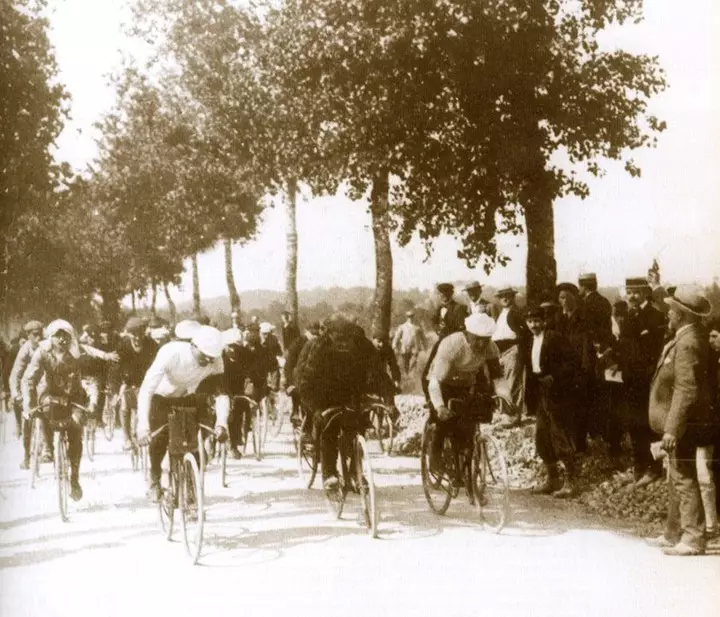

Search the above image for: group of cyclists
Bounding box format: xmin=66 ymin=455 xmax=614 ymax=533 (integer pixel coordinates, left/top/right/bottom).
xmin=2 ymin=304 xmax=510 ymax=509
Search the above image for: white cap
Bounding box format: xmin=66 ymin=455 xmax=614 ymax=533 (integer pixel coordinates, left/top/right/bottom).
xmin=191 ymin=326 xmax=224 ymax=358
xmin=464 ymin=313 xmax=496 ymax=338
xmin=175 ymin=319 xmax=202 ymax=341
xmin=259 ymin=322 xmax=273 ymax=334
xmin=149 ymin=325 xmax=170 ymax=342
xmin=222 ymin=328 xmax=243 ymax=347
xmin=45 ymin=319 xmax=75 ymax=339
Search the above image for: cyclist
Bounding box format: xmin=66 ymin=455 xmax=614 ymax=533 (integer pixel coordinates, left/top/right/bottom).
xmin=21 ymin=320 xmax=99 ymax=500
xmin=284 ymin=322 xmax=321 ymax=429
xmin=9 ymin=321 xmax=44 ymax=441
xmin=260 ymin=322 xmax=283 ymax=361
xmin=136 ymin=325 xmax=230 ymax=502
xmin=117 ymin=317 xmax=158 ymax=451
xmin=425 ymin=313 xmax=509 ymax=483
xmin=295 ymin=313 xmax=375 ymax=491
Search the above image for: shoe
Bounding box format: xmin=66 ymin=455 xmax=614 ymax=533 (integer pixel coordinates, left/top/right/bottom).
xmin=704 ymin=527 xmax=720 ymax=541
xmin=70 ymin=481 xmax=83 ymax=501
xmin=19 ymin=458 xmax=30 ymax=470
xmin=228 ymin=446 xmax=242 ymax=460
xmin=634 ymin=470 xmax=661 ymax=488
xmin=323 ymin=476 xmax=340 ymax=492
xmin=646 ymin=535 xmax=676 ymax=548
xmin=41 ymin=450 xmax=53 ymax=464
xmin=147 ymin=482 xmax=162 ymax=503
xmin=662 ymin=542 xmax=705 ymax=556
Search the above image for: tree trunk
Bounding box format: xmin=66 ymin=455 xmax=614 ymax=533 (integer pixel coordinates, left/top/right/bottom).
xmin=100 ymin=289 xmax=121 ymax=326
xmin=524 ymin=194 xmax=557 ymax=306
xmin=150 ymin=281 xmax=158 ymax=315
xmin=224 ymin=237 xmax=241 ymax=313
xmin=191 ymin=253 xmax=201 ymax=315
xmin=369 ymin=170 xmax=393 ymax=339
xmin=163 ymin=282 xmax=177 ymax=323
xmin=285 ymin=177 xmax=299 ymax=322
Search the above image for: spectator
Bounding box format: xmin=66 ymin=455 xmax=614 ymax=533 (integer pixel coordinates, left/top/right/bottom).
xmin=463 ymin=281 xmax=490 ymax=315
xmin=280 ymin=311 xmax=301 ymax=354
xmin=491 ymin=287 xmax=527 ymax=428
xmin=392 ymin=310 xmax=426 ymax=376
xmin=704 ymin=318 xmax=720 ymax=537
xmin=432 ymin=283 xmax=468 ymax=339
xmin=648 ymin=285 xmax=713 ymax=556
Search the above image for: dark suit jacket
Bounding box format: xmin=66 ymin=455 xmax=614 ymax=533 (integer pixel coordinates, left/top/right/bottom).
xmin=523 ymin=330 xmax=580 ymax=414
xmin=623 ymin=302 xmax=666 ymax=388
xmin=649 ymin=323 xmax=711 ymax=444
xmin=433 ymin=300 xmax=469 ymax=339
xmin=557 ymin=309 xmax=592 ymax=372
xmin=582 ymin=291 xmax=612 ymax=346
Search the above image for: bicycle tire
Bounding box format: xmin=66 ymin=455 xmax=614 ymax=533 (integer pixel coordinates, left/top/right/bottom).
xmin=85 ymin=421 xmax=96 ymax=462
xmin=219 ymin=441 xmax=228 ymax=488
xmin=251 ymin=403 xmax=265 ymax=461
xmin=325 ymin=440 xmax=348 ymax=519
xmin=420 ymin=420 xmax=453 ymax=515
xmin=297 ymin=429 xmax=318 ymax=489
xmin=369 ymin=404 xmax=394 ymax=456
xmin=180 ymin=452 xmax=204 ymax=564
xmin=140 ymin=444 xmax=149 ymax=481
xmin=267 ymin=396 xmax=285 ymax=439
xmin=355 ymin=435 xmax=378 ymax=538
xmin=103 ymin=395 xmax=115 ymax=441
xmin=29 ymin=418 xmax=42 ymax=489
xmin=473 ymin=430 xmax=510 ymax=533
xmin=159 ymin=458 xmax=176 ymax=540
xmin=55 ymin=431 xmax=69 ymax=522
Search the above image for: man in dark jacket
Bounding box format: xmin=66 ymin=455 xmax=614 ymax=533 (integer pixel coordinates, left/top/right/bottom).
xmin=280 ymin=312 xmax=301 ymax=354
xmin=624 ymin=276 xmax=668 ymax=486
xmin=432 ymin=283 xmax=469 ymax=339
xmin=647 ymin=285 xmax=712 ymax=556
xmin=524 ymin=307 xmax=582 ymax=498
xmin=705 ymin=319 xmax=720 ymax=534
xmin=284 ymin=322 xmax=320 ymax=428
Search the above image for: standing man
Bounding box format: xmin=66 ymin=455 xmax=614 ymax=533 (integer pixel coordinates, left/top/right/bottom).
xmin=648 ymin=285 xmax=712 ymax=556
xmin=624 ymin=276 xmax=667 ymax=486
xmin=491 ymin=287 xmax=527 ymax=428
xmin=524 ymin=307 xmax=581 ymax=497
xmin=9 ymin=321 xmax=44 ymax=439
xmin=464 ymin=281 xmax=490 ymax=315
xmin=432 ymin=283 xmax=469 ymax=340
xmin=280 ymin=311 xmax=301 ymax=354
xmin=392 ymin=310 xmax=426 ymax=376
xmin=556 ymin=282 xmax=592 ymax=452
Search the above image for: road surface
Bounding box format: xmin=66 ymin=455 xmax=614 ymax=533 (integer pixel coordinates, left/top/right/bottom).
xmin=0 ymin=415 xmax=718 ymax=617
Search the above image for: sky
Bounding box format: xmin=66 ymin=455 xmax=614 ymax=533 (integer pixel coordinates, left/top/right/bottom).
xmin=46 ymin=0 xmax=720 ymax=307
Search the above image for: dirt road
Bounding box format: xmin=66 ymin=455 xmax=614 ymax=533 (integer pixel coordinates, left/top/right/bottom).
xmin=0 ymin=419 xmax=718 ymax=617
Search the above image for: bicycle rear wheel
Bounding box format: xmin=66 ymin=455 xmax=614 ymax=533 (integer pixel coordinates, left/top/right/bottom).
xmin=420 ymin=420 xmax=454 ymax=515
xmin=251 ymin=403 xmax=266 ymax=461
xmin=29 ymin=418 xmax=43 ymax=489
xmin=297 ymin=428 xmax=318 ymax=489
xmin=54 ymin=431 xmax=69 ymax=522
xmin=159 ymin=459 xmax=176 ymax=540
xmin=473 ymin=430 xmax=510 ymax=533
xmin=355 ymin=435 xmax=378 ymax=537
xmin=325 ymin=441 xmax=348 ymax=519
xmin=368 ymin=404 xmax=394 ymax=456
xmin=180 ymin=452 xmax=204 ymax=564
xmin=218 ymin=441 xmax=228 ymax=488
xmin=267 ymin=396 xmax=284 ymax=439
xmin=103 ymin=395 xmax=115 ymax=441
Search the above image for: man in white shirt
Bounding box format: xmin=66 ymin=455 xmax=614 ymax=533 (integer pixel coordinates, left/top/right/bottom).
xmin=137 ymin=326 xmax=230 ymax=502
xmin=392 ymin=310 xmax=426 ymax=376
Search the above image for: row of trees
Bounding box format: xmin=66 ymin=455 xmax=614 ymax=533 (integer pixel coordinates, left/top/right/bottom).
xmin=3 ymin=0 xmax=667 ymax=337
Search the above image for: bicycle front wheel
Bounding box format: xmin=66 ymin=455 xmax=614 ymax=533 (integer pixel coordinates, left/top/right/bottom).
xmin=251 ymin=403 xmax=265 ymax=461
xmin=218 ymin=441 xmax=228 ymax=488
xmin=355 ymin=435 xmax=378 ymax=538
xmin=159 ymin=459 xmax=176 ymax=540
xmin=368 ymin=404 xmax=394 ymax=456
xmin=54 ymin=431 xmax=69 ymax=522
xmin=103 ymin=396 xmax=115 ymax=441
xmin=84 ymin=421 xmax=96 ymax=462
xmin=473 ymin=430 xmax=510 ymax=533
xmin=180 ymin=452 xmax=205 ymax=565
xmin=267 ymin=396 xmax=284 ymax=439
xmin=420 ymin=420 xmax=454 ymax=515
xmin=29 ymin=418 xmax=43 ymax=489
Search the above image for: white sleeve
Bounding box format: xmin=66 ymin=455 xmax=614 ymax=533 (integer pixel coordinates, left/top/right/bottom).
xmin=137 ymin=344 xmax=174 ymax=429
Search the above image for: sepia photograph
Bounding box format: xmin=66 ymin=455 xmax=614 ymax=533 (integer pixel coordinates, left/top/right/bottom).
xmin=1 ymin=0 xmax=719 ymax=615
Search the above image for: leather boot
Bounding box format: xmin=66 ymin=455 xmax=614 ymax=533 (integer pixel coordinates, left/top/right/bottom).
xmin=552 ymin=460 xmax=578 ymax=498
xmin=532 ymin=463 xmax=561 ymax=495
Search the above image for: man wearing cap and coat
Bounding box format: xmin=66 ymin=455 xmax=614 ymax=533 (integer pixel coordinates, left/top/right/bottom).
xmin=392 ymin=310 xmax=426 ymax=376
xmin=623 ymin=276 xmax=668 ymax=486
xmin=524 ymin=307 xmax=582 ymax=497
xmin=647 ymin=285 xmax=713 ymax=556
xmin=432 ymin=283 xmax=469 ymax=340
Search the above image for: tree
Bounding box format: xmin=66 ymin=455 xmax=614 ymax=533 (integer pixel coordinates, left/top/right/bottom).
xmin=1 ymin=0 xmax=69 ymax=323
xmin=223 ymin=237 xmax=240 ymax=313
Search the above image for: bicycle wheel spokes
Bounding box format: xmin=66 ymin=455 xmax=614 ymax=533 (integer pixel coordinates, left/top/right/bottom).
xmin=420 ymin=421 xmax=454 ymax=515
xmin=55 ymin=432 xmax=69 ymax=522
xmin=473 ymin=432 xmax=510 ymax=534
xmin=180 ymin=453 xmax=204 ymax=564
xmin=355 ymin=435 xmax=378 ymax=538
xmin=296 ymin=430 xmax=318 ymax=489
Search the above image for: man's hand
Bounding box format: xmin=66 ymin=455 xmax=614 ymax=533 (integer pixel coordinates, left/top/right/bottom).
xmin=661 ymin=432 xmax=677 ymax=452
xmin=136 ymin=427 xmax=151 ymax=447
xmin=437 ymin=405 xmax=453 ymax=422
xmin=107 ymin=352 xmax=120 ymax=363
xmin=214 ymin=425 xmax=228 ymax=444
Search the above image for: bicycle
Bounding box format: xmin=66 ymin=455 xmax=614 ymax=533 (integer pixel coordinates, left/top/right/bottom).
xmin=149 ymin=405 xmax=215 ymax=565
xmin=235 ymin=395 xmax=265 ymax=461
xmin=363 ymin=395 xmax=395 ymax=456
xmin=301 ymin=405 xmax=379 ymax=538
xmin=295 ymin=403 xmax=317 ymax=487
xmin=102 ymin=388 xmax=117 ymax=441
xmin=420 ymin=397 xmax=510 ymax=533
xmin=203 ymin=396 xmax=228 ymax=488
xmin=83 ymin=413 xmax=97 ymax=462
xmin=27 ymin=398 xmax=90 ymax=522
xmin=265 ymin=392 xmax=286 ymax=440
